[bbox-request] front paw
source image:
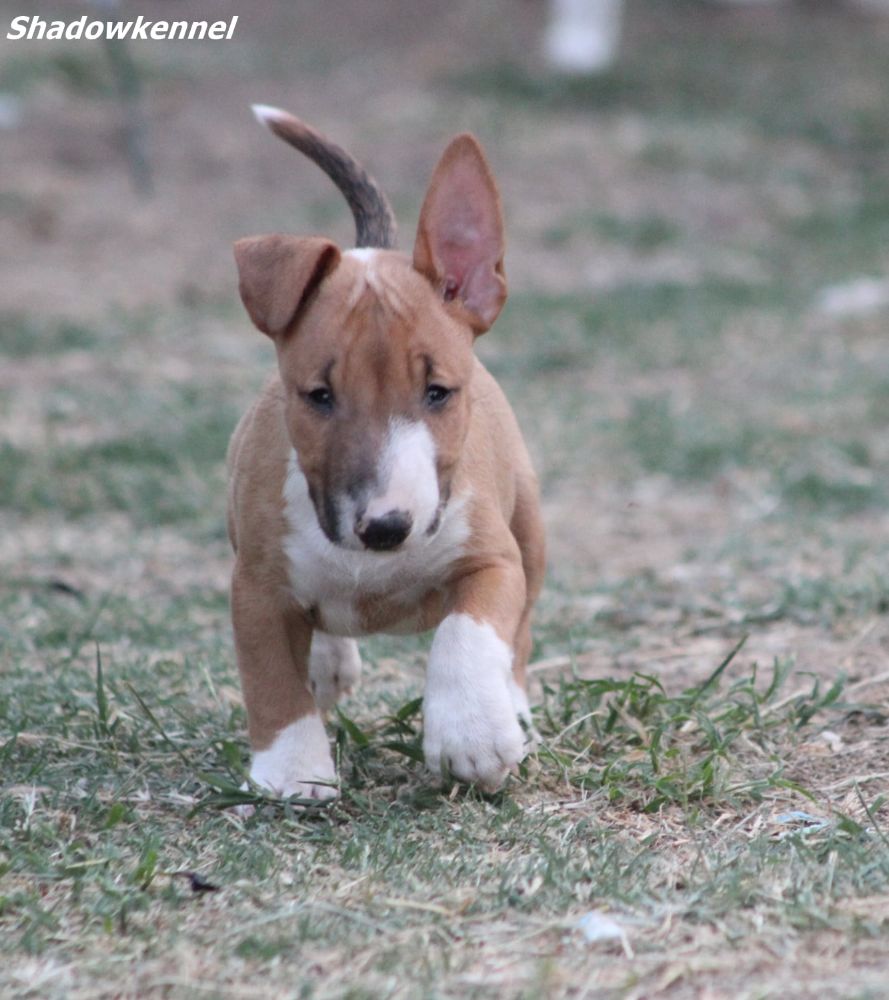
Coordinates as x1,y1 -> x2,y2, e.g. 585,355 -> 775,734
423,613 -> 528,792
423,695 -> 526,792
247,714 -> 338,803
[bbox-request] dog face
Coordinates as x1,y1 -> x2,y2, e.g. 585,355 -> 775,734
235,134 -> 506,552
277,251 -> 475,550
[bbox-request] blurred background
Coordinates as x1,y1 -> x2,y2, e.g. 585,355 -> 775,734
2,0 -> 889,680
5,7 -> 889,992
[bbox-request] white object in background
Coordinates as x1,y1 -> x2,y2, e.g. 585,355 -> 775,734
544,0 -> 793,77
574,910 -> 634,957
544,0 -> 624,74
0,95 -> 22,130
816,277 -> 889,317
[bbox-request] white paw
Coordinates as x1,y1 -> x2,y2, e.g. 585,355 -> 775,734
247,714 -> 338,803
423,614 -> 528,792
309,633 -> 362,711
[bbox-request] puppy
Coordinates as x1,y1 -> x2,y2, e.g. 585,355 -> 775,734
228,107 -> 545,798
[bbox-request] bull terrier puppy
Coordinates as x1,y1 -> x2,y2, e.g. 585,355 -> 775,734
227,107 -> 545,800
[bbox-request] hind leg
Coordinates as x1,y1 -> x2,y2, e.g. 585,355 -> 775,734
309,633 -> 362,712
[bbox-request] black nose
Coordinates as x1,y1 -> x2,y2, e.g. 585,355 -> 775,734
357,510 -> 412,551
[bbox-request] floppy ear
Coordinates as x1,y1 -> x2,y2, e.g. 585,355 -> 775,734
233,235 -> 341,339
412,134 -> 507,334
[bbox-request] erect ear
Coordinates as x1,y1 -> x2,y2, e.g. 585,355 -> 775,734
412,134 -> 507,334
233,235 -> 340,339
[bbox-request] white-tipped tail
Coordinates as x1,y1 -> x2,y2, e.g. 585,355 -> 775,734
251,103 -> 290,128
248,104 -> 398,250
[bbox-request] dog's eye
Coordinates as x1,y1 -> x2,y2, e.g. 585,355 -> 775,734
304,387 -> 334,413
424,384 -> 452,409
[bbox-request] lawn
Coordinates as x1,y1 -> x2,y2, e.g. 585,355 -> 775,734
2,1 -> 889,996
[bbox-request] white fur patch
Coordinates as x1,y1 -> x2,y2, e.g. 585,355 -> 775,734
341,246 -> 412,314
344,247 -> 378,263
342,247 -> 381,293
361,418 -> 439,537
248,714 -> 337,801
309,633 -> 362,710
423,613 -> 528,791
283,452 -> 470,636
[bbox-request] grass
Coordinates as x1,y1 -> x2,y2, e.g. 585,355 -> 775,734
449,4 -> 889,159
4,0 -> 889,995
2,612 -> 884,995
0,315 -> 99,358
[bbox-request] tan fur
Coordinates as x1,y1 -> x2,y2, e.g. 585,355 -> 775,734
228,118 -> 545,790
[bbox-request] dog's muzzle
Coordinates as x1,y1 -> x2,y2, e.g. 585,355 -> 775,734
355,510 -> 412,551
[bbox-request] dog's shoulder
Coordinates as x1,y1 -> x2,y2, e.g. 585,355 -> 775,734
460,357 -> 537,518
227,375 -> 290,564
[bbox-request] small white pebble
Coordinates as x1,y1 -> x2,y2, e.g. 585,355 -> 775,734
574,910 -> 633,957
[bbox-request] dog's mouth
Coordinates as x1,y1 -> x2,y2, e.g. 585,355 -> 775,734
424,486 -> 451,538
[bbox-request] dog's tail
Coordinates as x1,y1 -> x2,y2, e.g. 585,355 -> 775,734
251,104 -> 397,250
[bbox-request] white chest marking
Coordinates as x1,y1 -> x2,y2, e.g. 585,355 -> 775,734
282,452 -> 470,636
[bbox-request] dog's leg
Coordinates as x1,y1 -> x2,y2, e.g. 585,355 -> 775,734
423,563 -> 530,792
309,633 -> 362,712
231,566 -> 337,801
509,476 -> 546,749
